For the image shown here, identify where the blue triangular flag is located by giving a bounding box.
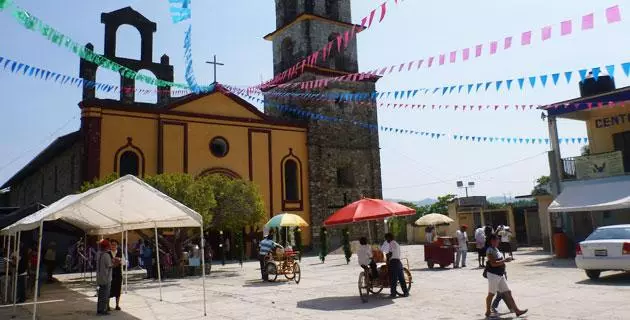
[449,86,456,94]
[540,75,548,87]
[606,65,615,79]
[578,69,588,82]
[454,135,458,140]
[622,63,630,77]
[577,138,582,143]
[28,67,35,77]
[442,87,448,95]
[496,81,503,91]
[394,91,399,99]
[458,85,463,93]
[476,83,483,92]
[500,138,505,142]
[10,61,17,72]
[517,78,525,90]
[0,57,3,65]
[485,82,492,91]
[506,79,513,90]
[565,71,573,83]
[552,73,560,85]
[467,84,474,94]
[519,138,524,143]
[407,90,413,98]
[21,65,30,75]
[529,76,536,88]
[592,67,601,81]
[412,89,419,97]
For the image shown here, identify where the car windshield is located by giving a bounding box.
[586,227,630,241]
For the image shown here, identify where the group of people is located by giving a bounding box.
[95,239,125,316]
[1,241,58,304]
[357,233,409,298]
[474,225,513,268]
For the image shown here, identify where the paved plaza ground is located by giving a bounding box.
[1,245,629,319]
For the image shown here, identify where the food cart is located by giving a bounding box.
[424,236,456,269]
[264,247,301,283]
[358,247,412,302]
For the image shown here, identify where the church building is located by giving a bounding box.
[1,1,382,249]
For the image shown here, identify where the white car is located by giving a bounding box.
[575,224,630,280]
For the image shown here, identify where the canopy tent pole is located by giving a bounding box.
[4,233,11,303]
[32,221,44,320]
[124,230,128,294]
[200,225,207,317]
[12,231,21,316]
[154,226,162,301]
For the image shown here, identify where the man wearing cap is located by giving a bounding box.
[455,225,468,268]
[96,239,113,315]
[258,232,281,281]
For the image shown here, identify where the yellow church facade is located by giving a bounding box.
[81,87,312,245]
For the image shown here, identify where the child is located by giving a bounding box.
[357,237,378,279]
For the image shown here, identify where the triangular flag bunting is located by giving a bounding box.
[592,67,601,81]
[540,75,548,87]
[529,76,536,88]
[506,79,513,90]
[622,63,630,77]
[565,71,573,83]
[578,69,588,82]
[517,78,525,90]
[606,65,615,78]
[552,73,560,85]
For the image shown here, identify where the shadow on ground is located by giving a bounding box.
[576,271,630,286]
[242,279,292,287]
[297,295,394,311]
[521,257,576,269]
[410,267,451,272]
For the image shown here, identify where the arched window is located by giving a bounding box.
[325,0,339,20]
[281,38,295,71]
[284,0,297,23]
[284,160,299,201]
[119,151,140,176]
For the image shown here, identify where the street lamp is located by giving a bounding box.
[456,181,475,197]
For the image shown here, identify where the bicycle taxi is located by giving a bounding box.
[263,213,309,284]
[322,197,417,302]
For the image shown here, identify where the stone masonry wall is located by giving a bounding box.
[8,141,83,207]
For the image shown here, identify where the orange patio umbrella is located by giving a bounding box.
[324,198,416,226]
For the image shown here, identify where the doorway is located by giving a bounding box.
[613,130,630,171]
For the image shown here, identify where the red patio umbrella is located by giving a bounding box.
[324,198,416,226]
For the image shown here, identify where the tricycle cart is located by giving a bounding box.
[424,236,456,269]
[357,249,412,302]
[264,247,301,283]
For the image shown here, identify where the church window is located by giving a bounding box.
[281,38,295,71]
[284,159,299,201]
[325,0,339,20]
[119,151,140,177]
[209,137,229,158]
[337,167,355,187]
[284,0,297,23]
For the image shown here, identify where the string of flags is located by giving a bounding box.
[169,0,191,23]
[236,62,630,104]
[257,5,623,91]
[258,0,405,89]
[231,89,588,145]
[0,55,192,96]
[0,1,210,91]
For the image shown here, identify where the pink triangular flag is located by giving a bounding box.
[416,59,424,69]
[367,9,377,28]
[606,5,622,23]
[541,26,552,41]
[521,31,532,45]
[489,41,498,55]
[504,36,512,49]
[398,63,405,72]
[388,65,396,73]
[428,56,434,67]
[379,2,388,22]
[343,31,350,48]
[449,51,456,63]
[582,13,594,30]
[561,20,572,36]
[462,48,470,61]
[475,44,483,57]
[407,61,415,71]
[439,54,445,65]
[336,35,343,52]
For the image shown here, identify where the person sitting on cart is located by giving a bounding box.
[258,233,282,282]
[382,233,409,298]
[357,237,379,280]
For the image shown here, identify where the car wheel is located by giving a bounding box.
[585,270,601,280]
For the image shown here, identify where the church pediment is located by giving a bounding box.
[168,89,264,120]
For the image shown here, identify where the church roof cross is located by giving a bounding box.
[205,54,225,84]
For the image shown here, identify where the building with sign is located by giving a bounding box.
[542,75,630,254]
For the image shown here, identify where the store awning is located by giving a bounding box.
[548,176,630,212]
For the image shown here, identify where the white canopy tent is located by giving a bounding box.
[1,175,208,319]
[548,176,630,212]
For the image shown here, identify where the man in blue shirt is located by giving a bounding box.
[258,233,281,281]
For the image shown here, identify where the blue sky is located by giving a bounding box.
[0,0,628,200]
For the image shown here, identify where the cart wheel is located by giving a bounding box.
[358,271,369,302]
[265,262,278,282]
[427,261,434,269]
[293,262,301,284]
[439,264,448,269]
[403,268,412,292]
[285,263,295,280]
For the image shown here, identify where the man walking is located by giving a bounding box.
[258,232,281,281]
[96,239,113,315]
[383,233,409,298]
[455,225,468,268]
[475,225,486,267]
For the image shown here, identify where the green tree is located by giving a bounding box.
[428,194,456,215]
[531,175,551,196]
[342,228,352,264]
[79,173,119,192]
[208,174,266,232]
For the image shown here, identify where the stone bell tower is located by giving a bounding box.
[263,0,383,247]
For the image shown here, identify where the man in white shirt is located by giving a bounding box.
[357,237,378,279]
[474,225,486,267]
[382,233,408,298]
[455,225,468,268]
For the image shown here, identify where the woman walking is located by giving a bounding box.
[96,239,113,315]
[484,234,527,318]
[109,240,124,311]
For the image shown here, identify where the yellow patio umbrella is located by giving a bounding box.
[265,213,309,228]
[414,213,454,226]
